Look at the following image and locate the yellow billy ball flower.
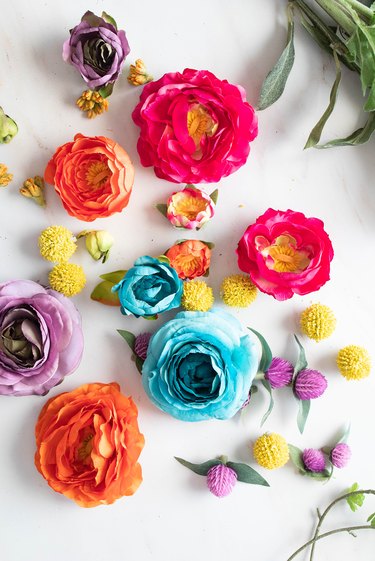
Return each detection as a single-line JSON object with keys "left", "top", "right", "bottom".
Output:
{"left": 221, "top": 274, "right": 257, "bottom": 307}
{"left": 181, "top": 280, "right": 214, "bottom": 312}
{"left": 337, "top": 345, "right": 371, "bottom": 380}
{"left": 253, "top": 433, "right": 289, "bottom": 470}
{"left": 300, "top": 303, "right": 336, "bottom": 341}
{"left": 49, "top": 263, "right": 86, "bottom": 297}
{"left": 39, "top": 226, "right": 77, "bottom": 263}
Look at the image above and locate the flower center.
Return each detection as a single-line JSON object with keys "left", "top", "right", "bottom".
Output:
{"left": 174, "top": 195, "right": 207, "bottom": 219}
{"left": 187, "top": 104, "right": 218, "bottom": 148}
{"left": 85, "top": 161, "right": 111, "bottom": 188}
{"left": 257, "top": 234, "right": 311, "bottom": 273}
{"left": 77, "top": 432, "right": 94, "bottom": 464}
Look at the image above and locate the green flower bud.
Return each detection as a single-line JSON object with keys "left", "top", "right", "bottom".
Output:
{"left": 78, "top": 230, "right": 114, "bottom": 263}
{"left": 0, "top": 107, "right": 18, "bottom": 144}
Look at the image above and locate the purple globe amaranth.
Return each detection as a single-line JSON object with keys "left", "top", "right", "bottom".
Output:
{"left": 63, "top": 11, "right": 130, "bottom": 90}
{"left": 0, "top": 280, "right": 83, "bottom": 396}
{"left": 294, "top": 368, "right": 328, "bottom": 400}
{"left": 330, "top": 442, "right": 352, "bottom": 468}
{"left": 134, "top": 332, "right": 152, "bottom": 361}
{"left": 265, "top": 357, "right": 293, "bottom": 389}
{"left": 206, "top": 464, "right": 237, "bottom": 497}
{"left": 302, "top": 448, "right": 326, "bottom": 472}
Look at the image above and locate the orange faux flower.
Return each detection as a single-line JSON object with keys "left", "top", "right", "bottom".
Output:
{"left": 165, "top": 239, "right": 212, "bottom": 279}
{"left": 44, "top": 134, "right": 135, "bottom": 221}
{"left": 35, "top": 382, "right": 144, "bottom": 508}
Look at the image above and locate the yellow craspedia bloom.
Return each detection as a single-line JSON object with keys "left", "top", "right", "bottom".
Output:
{"left": 181, "top": 280, "right": 214, "bottom": 312}
{"left": 300, "top": 303, "right": 336, "bottom": 341}
{"left": 39, "top": 226, "right": 77, "bottom": 263}
{"left": 221, "top": 274, "right": 257, "bottom": 307}
{"left": 337, "top": 345, "right": 371, "bottom": 380}
{"left": 253, "top": 432, "right": 289, "bottom": 470}
{"left": 49, "top": 263, "right": 86, "bottom": 297}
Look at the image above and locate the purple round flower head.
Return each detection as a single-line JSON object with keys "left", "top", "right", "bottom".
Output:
{"left": 302, "top": 448, "right": 326, "bottom": 472}
{"left": 265, "top": 357, "right": 293, "bottom": 389}
{"left": 206, "top": 464, "right": 237, "bottom": 498}
{"left": 134, "top": 332, "right": 152, "bottom": 361}
{"left": 330, "top": 442, "right": 352, "bottom": 468}
{"left": 294, "top": 368, "right": 327, "bottom": 400}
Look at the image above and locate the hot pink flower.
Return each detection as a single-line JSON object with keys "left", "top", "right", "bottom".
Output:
{"left": 132, "top": 68, "right": 258, "bottom": 184}
{"left": 236, "top": 209, "right": 333, "bottom": 300}
{"left": 166, "top": 185, "right": 215, "bottom": 229}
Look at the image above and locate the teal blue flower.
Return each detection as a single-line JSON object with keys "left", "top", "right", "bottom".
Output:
{"left": 112, "top": 256, "right": 183, "bottom": 318}
{"left": 142, "top": 309, "right": 259, "bottom": 421}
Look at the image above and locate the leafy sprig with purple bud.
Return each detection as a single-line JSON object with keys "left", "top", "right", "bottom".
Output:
{"left": 117, "top": 330, "right": 152, "bottom": 374}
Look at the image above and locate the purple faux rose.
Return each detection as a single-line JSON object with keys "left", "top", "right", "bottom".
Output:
{"left": 0, "top": 280, "right": 83, "bottom": 396}
{"left": 63, "top": 11, "right": 130, "bottom": 91}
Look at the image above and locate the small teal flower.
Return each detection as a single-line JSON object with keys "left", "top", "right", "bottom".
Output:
{"left": 112, "top": 256, "right": 183, "bottom": 318}
{"left": 142, "top": 309, "right": 259, "bottom": 421}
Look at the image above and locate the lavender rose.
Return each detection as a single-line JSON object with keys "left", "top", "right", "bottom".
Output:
{"left": 0, "top": 280, "right": 83, "bottom": 396}
{"left": 63, "top": 11, "right": 130, "bottom": 91}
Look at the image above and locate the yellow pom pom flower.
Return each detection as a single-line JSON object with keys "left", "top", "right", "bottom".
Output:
{"left": 253, "top": 432, "right": 289, "bottom": 470}
{"left": 181, "top": 280, "right": 214, "bottom": 312}
{"left": 337, "top": 345, "right": 371, "bottom": 380}
{"left": 300, "top": 303, "right": 336, "bottom": 341}
{"left": 221, "top": 274, "right": 257, "bottom": 307}
{"left": 49, "top": 263, "right": 86, "bottom": 297}
{"left": 39, "top": 226, "right": 77, "bottom": 263}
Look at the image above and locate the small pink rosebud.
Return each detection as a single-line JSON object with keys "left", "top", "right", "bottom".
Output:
{"left": 330, "top": 442, "right": 352, "bottom": 468}
{"left": 302, "top": 448, "right": 326, "bottom": 472}
{"left": 134, "top": 332, "right": 152, "bottom": 360}
{"left": 294, "top": 369, "right": 327, "bottom": 400}
{"left": 265, "top": 357, "right": 293, "bottom": 389}
{"left": 206, "top": 464, "right": 237, "bottom": 497}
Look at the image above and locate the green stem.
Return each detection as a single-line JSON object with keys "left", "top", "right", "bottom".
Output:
{"left": 313, "top": 0, "right": 356, "bottom": 34}
{"left": 287, "top": 525, "right": 374, "bottom": 561}
{"left": 345, "top": 0, "right": 374, "bottom": 22}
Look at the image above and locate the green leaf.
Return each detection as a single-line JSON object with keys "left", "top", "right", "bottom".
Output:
{"left": 200, "top": 240, "right": 215, "bottom": 250}
{"left": 346, "top": 23, "right": 375, "bottom": 98}
{"left": 226, "top": 462, "right": 270, "bottom": 487}
{"left": 305, "top": 50, "right": 342, "bottom": 149}
{"left": 174, "top": 457, "right": 221, "bottom": 476}
{"left": 98, "top": 82, "right": 114, "bottom": 98}
{"left": 101, "top": 11, "right": 118, "bottom": 29}
{"left": 293, "top": 335, "right": 308, "bottom": 377}
{"left": 135, "top": 355, "right": 144, "bottom": 375}
{"left": 367, "top": 513, "right": 375, "bottom": 527}
{"left": 156, "top": 203, "right": 168, "bottom": 218}
{"left": 316, "top": 111, "right": 375, "bottom": 147}
{"left": 260, "top": 378, "right": 274, "bottom": 426}
{"left": 338, "top": 422, "right": 351, "bottom": 444}
{"left": 297, "top": 398, "right": 311, "bottom": 434}
{"left": 156, "top": 254, "right": 170, "bottom": 265}
{"left": 144, "top": 314, "right": 158, "bottom": 320}
{"left": 248, "top": 328, "right": 273, "bottom": 373}
{"left": 257, "top": 4, "right": 295, "bottom": 110}
{"left": 100, "top": 270, "right": 126, "bottom": 284}
{"left": 346, "top": 483, "right": 366, "bottom": 511}
{"left": 90, "top": 281, "right": 121, "bottom": 306}
{"left": 305, "top": 468, "right": 333, "bottom": 481}
{"left": 210, "top": 188, "right": 219, "bottom": 205}
{"left": 288, "top": 444, "right": 306, "bottom": 473}
{"left": 117, "top": 330, "right": 136, "bottom": 351}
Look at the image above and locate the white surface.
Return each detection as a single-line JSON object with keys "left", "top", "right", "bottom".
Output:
{"left": 1, "top": 1, "right": 374, "bottom": 560}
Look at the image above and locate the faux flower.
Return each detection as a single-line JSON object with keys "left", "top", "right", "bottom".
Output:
{"left": 38, "top": 226, "right": 77, "bottom": 263}
{"left": 127, "top": 59, "right": 153, "bottom": 86}
{"left": 337, "top": 345, "right": 371, "bottom": 380}
{"left": 237, "top": 209, "right": 334, "bottom": 300}
{"left": 19, "top": 176, "right": 46, "bottom": 206}
{"left": 330, "top": 443, "right": 351, "bottom": 468}
{"left": 49, "top": 263, "right": 86, "bottom": 297}
{"left": 165, "top": 240, "right": 212, "bottom": 280}
{"left": 253, "top": 432, "right": 289, "bottom": 469}
{"left": 165, "top": 185, "right": 216, "bottom": 229}
{"left": 134, "top": 332, "right": 152, "bottom": 361}
{"left": 294, "top": 368, "right": 328, "bottom": 400}
{"left": 35, "top": 382, "right": 144, "bottom": 507}
{"left": 300, "top": 303, "right": 336, "bottom": 341}
{"left": 0, "top": 280, "right": 83, "bottom": 396}
{"left": 302, "top": 448, "right": 326, "bottom": 472}
{"left": 44, "top": 133, "right": 134, "bottom": 222}
{"left": 181, "top": 280, "right": 214, "bottom": 312}
{"left": 63, "top": 11, "right": 130, "bottom": 92}
{"left": 76, "top": 90, "right": 108, "bottom": 118}
{"left": 132, "top": 68, "right": 258, "bottom": 183}
{"left": 0, "top": 107, "right": 18, "bottom": 143}
{"left": 265, "top": 357, "right": 293, "bottom": 389}
{"left": 0, "top": 163, "right": 13, "bottom": 187}
{"left": 142, "top": 309, "right": 259, "bottom": 421}
{"left": 220, "top": 274, "right": 257, "bottom": 307}
{"left": 206, "top": 464, "right": 238, "bottom": 497}
{"left": 77, "top": 230, "right": 114, "bottom": 263}
{"left": 112, "top": 256, "right": 183, "bottom": 318}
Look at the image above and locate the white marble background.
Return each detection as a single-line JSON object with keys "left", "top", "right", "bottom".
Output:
{"left": 0, "top": 1, "right": 374, "bottom": 560}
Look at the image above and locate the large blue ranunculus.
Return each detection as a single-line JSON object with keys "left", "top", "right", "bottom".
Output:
{"left": 142, "top": 309, "right": 259, "bottom": 421}
{"left": 112, "top": 256, "right": 183, "bottom": 318}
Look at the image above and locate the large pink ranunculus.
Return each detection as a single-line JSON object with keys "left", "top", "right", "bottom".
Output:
{"left": 132, "top": 68, "right": 258, "bottom": 184}
{"left": 236, "top": 209, "right": 334, "bottom": 301}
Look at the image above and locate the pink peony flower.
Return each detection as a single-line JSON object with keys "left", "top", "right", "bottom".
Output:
{"left": 166, "top": 186, "right": 215, "bottom": 229}
{"left": 330, "top": 442, "right": 351, "bottom": 468}
{"left": 294, "top": 368, "right": 328, "bottom": 400}
{"left": 236, "top": 209, "right": 334, "bottom": 301}
{"left": 132, "top": 68, "right": 258, "bottom": 184}
{"left": 302, "top": 448, "right": 326, "bottom": 472}
{"left": 206, "top": 464, "right": 237, "bottom": 497}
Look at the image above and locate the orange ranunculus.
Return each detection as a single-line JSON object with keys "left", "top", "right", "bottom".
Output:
{"left": 165, "top": 240, "right": 211, "bottom": 280}
{"left": 35, "top": 382, "right": 144, "bottom": 508}
{"left": 44, "top": 134, "right": 135, "bottom": 221}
